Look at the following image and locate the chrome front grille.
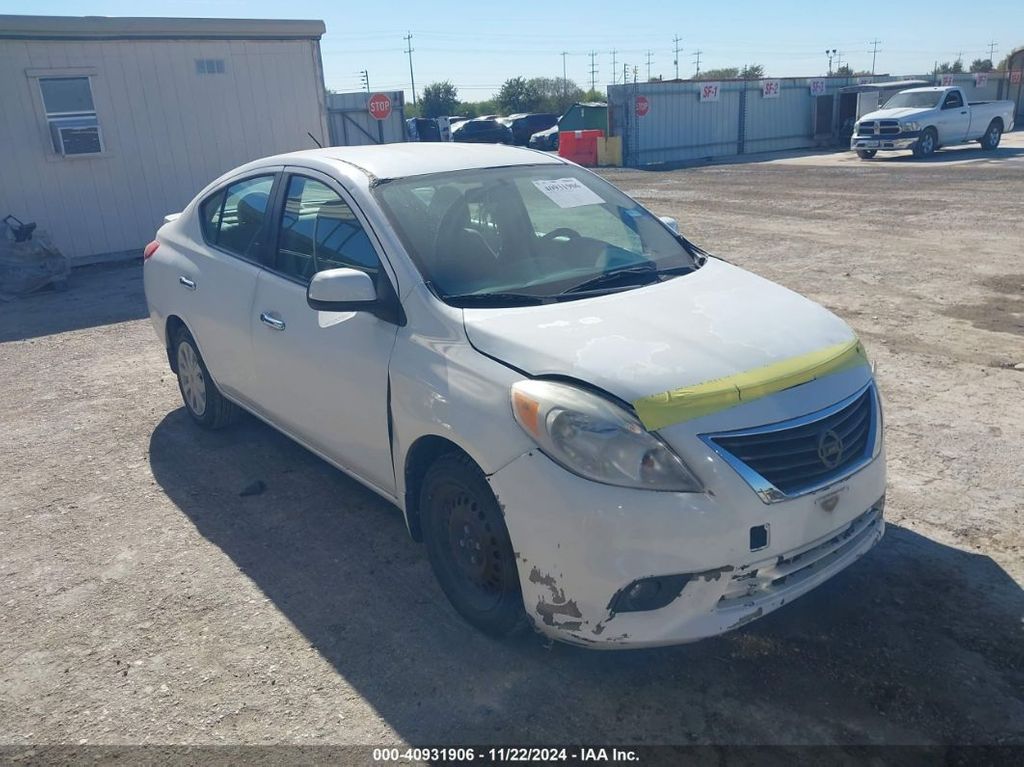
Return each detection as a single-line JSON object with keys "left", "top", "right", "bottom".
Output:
{"left": 878, "top": 120, "right": 900, "bottom": 135}
{"left": 702, "top": 383, "right": 878, "bottom": 502}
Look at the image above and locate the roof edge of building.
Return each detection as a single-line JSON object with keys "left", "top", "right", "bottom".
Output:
{"left": 0, "top": 15, "right": 326, "bottom": 41}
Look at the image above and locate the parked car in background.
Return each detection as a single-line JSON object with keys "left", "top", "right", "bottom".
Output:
{"left": 529, "top": 123, "right": 559, "bottom": 151}
{"left": 144, "top": 143, "right": 885, "bottom": 648}
{"left": 406, "top": 117, "right": 444, "bottom": 142}
{"left": 452, "top": 118, "right": 513, "bottom": 144}
{"left": 851, "top": 86, "right": 1014, "bottom": 159}
{"left": 509, "top": 113, "right": 558, "bottom": 146}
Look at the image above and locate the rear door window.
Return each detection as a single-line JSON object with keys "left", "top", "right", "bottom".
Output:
{"left": 201, "top": 175, "right": 275, "bottom": 259}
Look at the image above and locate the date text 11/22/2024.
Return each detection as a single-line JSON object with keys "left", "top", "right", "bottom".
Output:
{"left": 372, "top": 747, "right": 640, "bottom": 762}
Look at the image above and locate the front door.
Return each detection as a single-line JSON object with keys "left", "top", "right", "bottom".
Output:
{"left": 936, "top": 89, "right": 969, "bottom": 145}
{"left": 248, "top": 170, "right": 400, "bottom": 495}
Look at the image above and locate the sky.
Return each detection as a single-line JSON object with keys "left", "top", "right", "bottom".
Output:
{"left": 7, "top": 0, "right": 1023, "bottom": 102}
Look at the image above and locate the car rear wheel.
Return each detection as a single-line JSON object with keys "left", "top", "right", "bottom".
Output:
{"left": 421, "top": 452, "right": 527, "bottom": 637}
{"left": 980, "top": 120, "right": 1002, "bottom": 150}
{"left": 913, "top": 128, "right": 937, "bottom": 158}
{"left": 856, "top": 149, "right": 877, "bottom": 159}
{"left": 173, "top": 326, "right": 239, "bottom": 429}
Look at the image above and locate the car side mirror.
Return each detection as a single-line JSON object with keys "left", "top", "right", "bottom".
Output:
{"left": 307, "top": 268, "right": 377, "bottom": 311}
{"left": 659, "top": 216, "right": 680, "bottom": 234}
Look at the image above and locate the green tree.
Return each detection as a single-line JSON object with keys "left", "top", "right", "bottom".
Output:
{"left": 526, "top": 77, "right": 584, "bottom": 114}
{"left": 970, "top": 58, "right": 994, "bottom": 73}
{"left": 739, "top": 63, "right": 765, "bottom": 79}
{"left": 700, "top": 67, "right": 739, "bottom": 79}
{"left": 581, "top": 88, "right": 605, "bottom": 103}
{"left": 997, "top": 53, "right": 1012, "bottom": 71}
{"left": 835, "top": 64, "right": 854, "bottom": 77}
{"left": 420, "top": 81, "right": 459, "bottom": 118}
{"left": 936, "top": 59, "right": 964, "bottom": 74}
{"left": 496, "top": 77, "right": 542, "bottom": 114}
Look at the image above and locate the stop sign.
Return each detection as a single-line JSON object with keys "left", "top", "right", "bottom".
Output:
{"left": 368, "top": 93, "right": 392, "bottom": 121}
{"left": 635, "top": 95, "right": 650, "bottom": 117}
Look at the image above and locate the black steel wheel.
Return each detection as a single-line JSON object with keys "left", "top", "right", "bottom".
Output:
{"left": 421, "top": 452, "right": 526, "bottom": 637}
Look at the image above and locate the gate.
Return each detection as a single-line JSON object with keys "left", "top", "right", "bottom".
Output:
{"left": 326, "top": 91, "right": 407, "bottom": 147}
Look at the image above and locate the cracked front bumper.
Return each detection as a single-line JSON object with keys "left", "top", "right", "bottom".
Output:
{"left": 488, "top": 445, "right": 886, "bottom": 649}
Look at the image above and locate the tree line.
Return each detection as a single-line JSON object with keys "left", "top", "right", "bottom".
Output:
{"left": 411, "top": 77, "right": 603, "bottom": 119}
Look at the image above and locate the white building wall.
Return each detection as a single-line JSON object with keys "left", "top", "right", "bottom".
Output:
{"left": 0, "top": 35, "right": 328, "bottom": 261}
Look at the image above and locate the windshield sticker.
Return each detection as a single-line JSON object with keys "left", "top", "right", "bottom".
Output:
{"left": 532, "top": 178, "right": 605, "bottom": 208}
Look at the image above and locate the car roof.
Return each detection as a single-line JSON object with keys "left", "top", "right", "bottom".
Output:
{"left": 266, "top": 143, "right": 564, "bottom": 181}
{"left": 902, "top": 86, "right": 953, "bottom": 93}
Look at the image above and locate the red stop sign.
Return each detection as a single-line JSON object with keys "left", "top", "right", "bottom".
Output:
{"left": 635, "top": 95, "right": 650, "bottom": 117}
{"left": 368, "top": 93, "right": 392, "bottom": 121}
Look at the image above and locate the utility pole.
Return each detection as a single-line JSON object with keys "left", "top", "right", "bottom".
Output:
{"left": 692, "top": 50, "right": 702, "bottom": 78}
{"left": 645, "top": 50, "right": 653, "bottom": 81}
{"left": 623, "top": 62, "right": 628, "bottom": 86}
{"left": 825, "top": 48, "right": 837, "bottom": 75}
{"left": 359, "top": 69, "right": 370, "bottom": 93}
{"left": 611, "top": 49, "right": 618, "bottom": 85}
{"left": 561, "top": 51, "right": 568, "bottom": 99}
{"left": 987, "top": 41, "right": 998, "bottom": 63}
{"left": 633, "top": 66, "right": 639, "bottom": 84}
{"left": 403, "top": 32, "right": 416, "bottom": 105}
{"left": 589, "top": 50, "right": 598, "bottom": 93}
{"left": 869, "top": 39, "right": 881, "bottom": 75}
{"left": 672, "top": 35, "right": 682, "bottom": 80}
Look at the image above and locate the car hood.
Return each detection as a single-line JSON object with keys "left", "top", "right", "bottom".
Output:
{"left": 462, "top": 259, "right": 857, "bottom": 408}
{"left": 859, "top": 106, "right": 932, "bottom": 122}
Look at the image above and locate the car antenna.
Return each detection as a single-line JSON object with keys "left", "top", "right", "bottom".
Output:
{"left": 307, "top": 132, "right": 323, "bottom": 148}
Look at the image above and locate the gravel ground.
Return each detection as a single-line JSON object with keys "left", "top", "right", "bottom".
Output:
{"left": 1, "top": 139, "right": 1022, "bottom": 748}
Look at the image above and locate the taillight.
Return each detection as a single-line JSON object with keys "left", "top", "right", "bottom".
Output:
{"left": 143, "top": 240, "right": 160, "bottom": 261}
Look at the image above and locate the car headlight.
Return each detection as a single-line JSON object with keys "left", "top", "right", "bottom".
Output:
{"left": 510, "top": 380, "right": 703, "bottom": 492}
{"left": 902, "top": 121, "right": 920, "bottom": 132}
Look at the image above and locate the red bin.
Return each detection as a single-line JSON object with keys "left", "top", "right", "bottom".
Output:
{"left": 558, "top": 129, "right": 604, "bottom": 166}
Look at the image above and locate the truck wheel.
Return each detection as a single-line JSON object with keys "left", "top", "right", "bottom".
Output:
{"left": 856, "top": 149, "right": 877, "bottom": 159}
{"left": 913, "top": 128, "right": 937, "bottom": 158}
{"left": 980, "top": 120, "right": 1002, "bottom": 150}
{"left": 420, "top": 452, "right": 527, "bottom": 638}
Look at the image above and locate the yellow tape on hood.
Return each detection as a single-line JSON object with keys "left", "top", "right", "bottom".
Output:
{"left": 633, "top": 338, "right": 869, "bottom": 431}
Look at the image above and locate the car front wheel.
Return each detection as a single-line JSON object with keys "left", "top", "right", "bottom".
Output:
{"left": 856, "top": 149, "right": 877, "bottom": 159}
{"left": 421, "top": 452, "right": 527, "bottom": 637}
{"left": 173, "top": 326, "right": 239, "bottom": 429}
{"left": 913, "top": 128, "right": 937, "bottom": 158}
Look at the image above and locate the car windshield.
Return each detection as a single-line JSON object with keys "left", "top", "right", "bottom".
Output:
{"left": 882, "top": 92, "right": 942, "bottom": 109}
{"left": 374, "top": 165, "right": 701, "bottom": 306}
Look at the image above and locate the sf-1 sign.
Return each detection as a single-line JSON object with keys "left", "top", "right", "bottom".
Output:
{"left": 700, "top": 83, "right": 720, "bottom": 102}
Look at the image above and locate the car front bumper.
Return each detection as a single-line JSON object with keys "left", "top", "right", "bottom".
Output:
{"left": 851, "top": 132, "right": 919, "bottom": 151}
{"left": 488, "top": 442, "right": 886, "bottom": 649}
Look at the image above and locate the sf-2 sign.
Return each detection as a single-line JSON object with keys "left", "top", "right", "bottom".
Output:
{"left": 635, "top": 95, "right": 650, "bottom": 117}
{"left": 368, "top": 93, "right": 392, "bottom": 121}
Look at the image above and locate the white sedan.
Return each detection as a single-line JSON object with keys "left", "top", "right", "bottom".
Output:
{"left": 144, "top": 144, "right": 885, "bottom": 648}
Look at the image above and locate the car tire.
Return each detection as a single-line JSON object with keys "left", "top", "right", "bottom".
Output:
{"left": 856, "top": 149, "right": 877, "bottom": 159}
{"left": 420, "top": 451, "right": 528, "bottom": 638}
{"left": 172, "top": 326, "right": 239, "bottom": 429}
{"left": 979, "top": 119, "right": 1002, "bottom": 150}
{"left": 913, "top": 128, "right": 937, "bottom": 158}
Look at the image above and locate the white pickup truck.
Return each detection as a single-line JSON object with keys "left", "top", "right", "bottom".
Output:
{"left": 850, "top": 86, "right": 1015, "bottom": 159}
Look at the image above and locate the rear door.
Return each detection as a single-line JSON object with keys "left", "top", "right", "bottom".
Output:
{"left": 937, "top": 89, "right": 969, "bottom": 144}
{"left": 183, "top": 171, "right": 279, "bottom": 403}
{"left": 248, "top": 168, "right": 400, "bottom": 494}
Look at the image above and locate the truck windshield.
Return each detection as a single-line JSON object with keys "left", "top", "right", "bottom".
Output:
{"left": 374, "top": 165, "right": 701, "bottom": 306}
{"left": 882, "top": 92, "right": 942, "bottom": 109}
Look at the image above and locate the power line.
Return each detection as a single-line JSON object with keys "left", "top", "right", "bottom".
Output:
{"left": 692, "top": 50, "right": 702, "bottom": 78}
{"left": 673, "top": 35, "right": 682, "bottom": 80}
{"left": 987, "top": 40, "right": 998, "bottom": 61}
{"left": 589, "top": 50, "right": 598, "bottom": 92}
{"left": 869, "top": 39, "right": 881, "bottom": 74}
{"left": 403, "top": 32, "right": 416, "bottom": 105}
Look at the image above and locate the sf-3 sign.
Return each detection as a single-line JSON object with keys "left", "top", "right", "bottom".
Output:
{"left": 762, "top": 79, "right": 781, "bottom": 98}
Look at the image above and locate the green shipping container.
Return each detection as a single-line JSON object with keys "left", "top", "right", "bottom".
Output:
{"left": 558, "top": 102, "right": 608, "bottom": 132}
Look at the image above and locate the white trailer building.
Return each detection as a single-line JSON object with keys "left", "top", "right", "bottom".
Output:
{"left": 0, "top": 15, "right": 329, "bottom": 263}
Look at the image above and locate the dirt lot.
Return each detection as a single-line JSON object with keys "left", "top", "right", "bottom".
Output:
{"left": 1, "top": 138, "right": 1022, "bottom": 748}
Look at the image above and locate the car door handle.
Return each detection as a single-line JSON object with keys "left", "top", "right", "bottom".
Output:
{"left": 179, "top": 276, "right": 196, "bottom": 290}
{"left": 961, "top": 111, "right": 967, "bottom": 114}
{"left": 259, "top": 312, "right": 286, "bottom": 331}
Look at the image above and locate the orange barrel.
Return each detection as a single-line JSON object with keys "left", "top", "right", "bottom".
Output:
{"left": 558, "top": 129, "right": 603, "bottom": 166}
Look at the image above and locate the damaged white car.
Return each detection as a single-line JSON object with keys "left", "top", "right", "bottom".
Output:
{"left": 144, "top": 144, "right": 885, "bottom": 648}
